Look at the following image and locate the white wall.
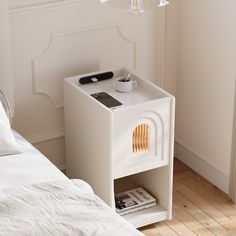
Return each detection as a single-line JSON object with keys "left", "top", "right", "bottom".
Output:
{"left": 9, "top": 0, "right": 232, "bottom": 195}
{"left": 164, "top": 0, "right": 179, "bottom": 97}
{"left": 9, "top": 0, "right": 167, "bottom": 170}
{"left": 9, "top": 0, "right": 233, "bottom": 194}
{"left": 0, "top": 0, "right": 14, "bottom": 109}
{"left": 175, "top": 0, "right": 236, "bottom": 193}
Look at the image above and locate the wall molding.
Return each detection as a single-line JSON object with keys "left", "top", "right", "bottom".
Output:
{"left": 9, "top": 0, "right": 166, "bottom": 91}
{"left": 174, "top": 141, "right": 229, "bottom": 194}
{"left": 229, "top": 79, "right": 236, "bottom": 202}
{"left": 9, "top": 0, "right": 97, "bottom": 17}
{"left": 26, "top": 128, "right": 65, "bottom": 144}
{"left": 156, "top": 7, "right": 166, "bottom": 88}
{"left": 31, "top": 23, "right": 137, "bottom": 109}
{"left": 9, "top": 0, "right": 166, "bottom": 170}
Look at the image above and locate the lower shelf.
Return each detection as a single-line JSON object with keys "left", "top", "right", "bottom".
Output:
{"left": 122, "top": 205, "right": 168, "bottom": 228}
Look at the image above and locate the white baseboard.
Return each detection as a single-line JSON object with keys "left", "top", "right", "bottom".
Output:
{"left": 174, "top": 141, "right": 229, "bottom": 194}
{"left": 25, "top": 129, "right": 66, "bottom": 171}
{"left": 26, "top": 128, "right": 65, "bottom": 144}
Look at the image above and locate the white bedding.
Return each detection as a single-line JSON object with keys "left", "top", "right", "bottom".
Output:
{"left": 0, "top": 131, "right": 67, "bottom": 189}
{"left": 0, "top": 131, "right": 143, "bottom": 235}
{"left": 0, "top": 179, "right": 143, "bottom": 236}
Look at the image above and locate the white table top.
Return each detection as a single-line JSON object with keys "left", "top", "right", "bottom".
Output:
{"left": 71, "top": 73, "right": 168, "bottom": 109}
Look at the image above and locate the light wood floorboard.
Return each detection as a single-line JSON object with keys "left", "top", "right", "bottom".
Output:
{"left": 139, "top": 159, "right": 236, "bottom": 236}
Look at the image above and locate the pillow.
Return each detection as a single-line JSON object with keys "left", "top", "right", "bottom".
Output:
{"left": 0, "top": 101, "right": 21, "bottom": 156}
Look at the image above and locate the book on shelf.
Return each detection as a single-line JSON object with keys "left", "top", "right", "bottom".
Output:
{"left": 115, "top": 187, "right": 157, "bottom": 216}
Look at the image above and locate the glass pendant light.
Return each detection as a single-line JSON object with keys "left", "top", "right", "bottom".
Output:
{"left": 158, "top": 0, "right": 171, "bottom": 7}
{"left": 128, "top": 0, "right": 144, "bottom": 15}
{"left": 100, "top": 0, "right": 172, "bottom": 15}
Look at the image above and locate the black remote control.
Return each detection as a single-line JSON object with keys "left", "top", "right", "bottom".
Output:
{"left": 79, "top": 71, "right": 114, "bottom": 84}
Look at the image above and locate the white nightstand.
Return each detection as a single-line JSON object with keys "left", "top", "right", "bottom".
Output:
{"left": 64, "top": 69, "right": 175, "bottom": 228}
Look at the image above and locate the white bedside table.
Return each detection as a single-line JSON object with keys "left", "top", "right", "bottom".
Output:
{"left": 64, "top": 68, "right": 175, "bottom": 228}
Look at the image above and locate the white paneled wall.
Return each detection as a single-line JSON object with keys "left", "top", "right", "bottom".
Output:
{"left": 9, "top": 0, "right": 167, "bottom": 169}
{"left": 0, "top": 0, "right": 14, "bottom": 109}
{"left": 175, "top": 0, "right": 236, "bottom": 193}
{"left": 9, "top": 0, "right": 236, "bottom": 195}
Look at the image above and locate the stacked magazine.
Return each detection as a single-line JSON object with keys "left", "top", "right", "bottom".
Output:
{"left": 115, "top": 187, "right": 157, "bottom": 216}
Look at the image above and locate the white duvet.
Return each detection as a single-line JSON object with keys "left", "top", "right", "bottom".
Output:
{"left": 0, "top": 179, "right": 143, "bottom": 236}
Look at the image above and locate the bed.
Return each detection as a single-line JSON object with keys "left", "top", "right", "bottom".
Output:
{"left": 0, "top": 131, "right": 67, "bottom": 189}
{"left": 0, "top": 130, "right": 143, "bottom": 235}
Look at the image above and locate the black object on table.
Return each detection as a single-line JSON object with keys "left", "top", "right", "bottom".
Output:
{"left": 90, "top": 92, "right": 122, "bottom": 108}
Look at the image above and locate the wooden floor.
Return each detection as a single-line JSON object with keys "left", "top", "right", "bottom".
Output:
{"left": 139, "top": 159, "right": 236, "bottom": 236}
